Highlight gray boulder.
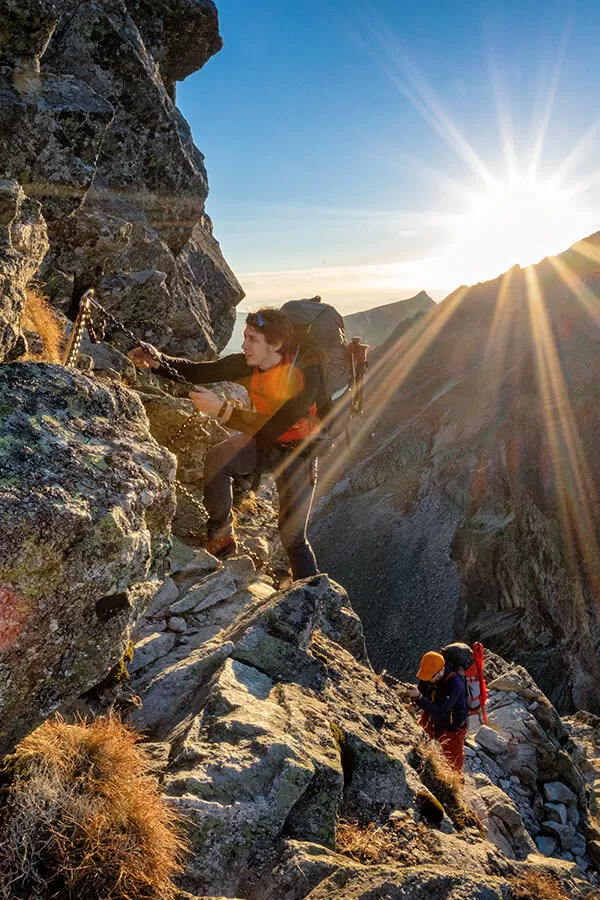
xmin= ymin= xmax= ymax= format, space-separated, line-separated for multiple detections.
xmin=303 ymin=866 xmax=508 ymax=899
xmin=544 ymin=781 xmax=578 ymax=806
xmin=474 ymin=725 xmax=510 ymax=756
xmin=0 ymin=0 xmax=60 ymax=70
xmin=0 ymin=67 xmax=114 ymax=221
xmin=0 ymin=362 xmax=175 ymax=754
xmin=43 ymin=0 xmax=205 ymax=246
xmin=471 ymin=783 xmax=537 ymax=860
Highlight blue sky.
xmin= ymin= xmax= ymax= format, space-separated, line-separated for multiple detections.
xmin=179 ymin=1 xmax=600 ymax=314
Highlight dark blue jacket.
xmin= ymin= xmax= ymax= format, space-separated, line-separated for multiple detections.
xmin=417 ymin=665 xmax=468 ymax=733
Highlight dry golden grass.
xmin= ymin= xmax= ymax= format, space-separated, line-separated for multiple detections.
xmin=21 ymin=289 xmax=65 ymax=362
xmin=509 ymin=871 xmax=573 ymax=900
xmin=412 ymin=739 xmax=479 ymax=830
xmin=336 ymin=819 xmax=397 ymax=863
xmin=0 ymin=715 xmax=188 ymax=900
xmin=235 ymin=492 xmax=259 ymax=516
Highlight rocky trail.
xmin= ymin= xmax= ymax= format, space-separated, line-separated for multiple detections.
xmin=76 ymin=541 xmax=600 ymax=899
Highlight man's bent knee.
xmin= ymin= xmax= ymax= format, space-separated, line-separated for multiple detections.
xmin=204 ymin=434 xmax=255 ymax=482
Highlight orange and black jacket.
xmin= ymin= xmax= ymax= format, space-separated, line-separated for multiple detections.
xmin=154 ymin=352 xmax=321 ymax=449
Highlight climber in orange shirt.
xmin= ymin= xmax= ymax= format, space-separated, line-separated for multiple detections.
xmin=129 ymin=308 xmax=321 ymax=580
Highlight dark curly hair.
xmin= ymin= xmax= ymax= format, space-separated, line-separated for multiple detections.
xmin=245 ymin=307 xmax=297 ymax=358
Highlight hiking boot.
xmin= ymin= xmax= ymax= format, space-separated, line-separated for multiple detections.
xmin=204 ymin=532 xmax=238 ymax=560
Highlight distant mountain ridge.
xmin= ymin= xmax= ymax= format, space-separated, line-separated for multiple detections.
xmin=343 ymin=290 xmax=435 ymax=347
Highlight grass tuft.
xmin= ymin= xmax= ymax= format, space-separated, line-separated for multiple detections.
xmin=0 ymin=715 xmax=188 ymax=900
xmin=411 ymin=739 xmax=479 ymax=830
xmin=336 ymin=819 xmax=397 ymax=863
xmin=508 ymin=871 xmax=574 ymax=900
xmin=21 ymin=289 xmax=66 ymax=362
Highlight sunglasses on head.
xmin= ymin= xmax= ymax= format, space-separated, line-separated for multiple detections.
xmin=255 ymin=313 xmax=264 ymax=327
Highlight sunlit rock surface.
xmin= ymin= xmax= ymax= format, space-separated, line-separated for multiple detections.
xmin=118 ymin=561 xmax=599 ymax=897
xmin=0 ymin=0 xmax=243 ymax=362
xmin=0 ymin=180 xmax=48 ymax=361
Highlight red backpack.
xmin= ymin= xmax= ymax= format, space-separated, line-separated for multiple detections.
xmin=465 ymin=642 xmax=487 ymax=723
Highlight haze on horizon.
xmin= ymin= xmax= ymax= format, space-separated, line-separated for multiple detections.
xmin=179 ymin=1 xmax=600 ymax=316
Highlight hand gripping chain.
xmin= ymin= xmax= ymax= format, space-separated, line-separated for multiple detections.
xmin=63 ymin=289 xmax=210 ymax=515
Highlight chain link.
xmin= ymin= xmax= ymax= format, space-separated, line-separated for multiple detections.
xmin=64 ymin=289 xmax=212 ymax=516
xmin=378 ymin=668 xmax=409 ymax=688
xmin=168 ymin=408 xmax=211 ymax=444
xmin=86 ymin=295 xmax=200 ymax=392
xmin=63 ymin=291 xmax=93 ymax=367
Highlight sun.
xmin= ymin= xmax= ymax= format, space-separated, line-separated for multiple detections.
xmin=450 ymin=175 xmax=590 ymax=284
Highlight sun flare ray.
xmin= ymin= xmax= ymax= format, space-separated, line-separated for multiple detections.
xmin=315 ymin=287 xmax=469 ymax=498
xmin=525 ymin=267 xmax=600 ymax=593
xmin=527 ymin=24 xmax=569 ymax=180
xmin=549 ymin=256 xmax=600 ymax=327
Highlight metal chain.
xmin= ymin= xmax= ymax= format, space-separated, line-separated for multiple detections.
xmin=172 ymin=478 xmax=206 ymax=513
xmin=64 ymin=289 xmax=211 ymax=516
xmin=168 ymin=408 xmax=211 ymax=444
xmin=63 ymin=291 xmax=93 ymax=367
xmin=87 ymin=295 xmax=200 ymax=392
xmin=378 ymin=668 xmax=408 ymax=687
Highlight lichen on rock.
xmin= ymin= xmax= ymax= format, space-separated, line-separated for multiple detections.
xmin=0 ymin=361 xmax=176 ymax=755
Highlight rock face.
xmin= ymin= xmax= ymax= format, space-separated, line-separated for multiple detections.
xmin=344 ymin=290 xmax=435 ymax=348
xmin=0 ymin=362 xmax=176 ymax=755
xmin=0 ymin=0 xmax=243 ymax=364
xmin=312 ymin=232 xmax=600 ymax=714
xmin=0 ymin=180 xmax=48 ymax=361
xmin=116 ymin=559 xmax=598 ymax=899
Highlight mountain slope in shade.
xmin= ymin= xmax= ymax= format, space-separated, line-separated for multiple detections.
xmin=343 ymin=290 xmax=435 ymax=347
xmin=311 ymin=232 xmax=600 ymax=714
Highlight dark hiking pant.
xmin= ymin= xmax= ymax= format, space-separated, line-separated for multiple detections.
xmin=203 ymin=432 xmax=318 ymax=580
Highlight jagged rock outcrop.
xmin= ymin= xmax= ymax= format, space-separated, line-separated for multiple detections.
xmin=113 ymin=554 xmax=599 ymax=898
xmin=0 ymin=180 xmax=48 ymax=361
xmin=126 ymin=0 xmax=223 ymax=88
xmin=312 ymin=232 xmax=600 ymax=714
xmin=0 ymin=0 xmax=243 ymax=365
xmin=0 ymin=362 xmax=176 ymax=755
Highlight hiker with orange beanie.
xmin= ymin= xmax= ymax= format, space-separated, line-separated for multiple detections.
xmin=407 ymin=651 xmax=469 ymax=772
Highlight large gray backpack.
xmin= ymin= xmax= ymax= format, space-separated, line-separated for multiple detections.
xmin=280 ymin=298 xmax=349 ymax=413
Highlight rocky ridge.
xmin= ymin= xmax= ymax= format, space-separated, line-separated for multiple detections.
xmin=0 ymin=0 xmax=243 ymax=365
xmin=78 ymin=545 xmax=600 ymax=899
xmin=343 ymin=290 xmax=435 ymax=348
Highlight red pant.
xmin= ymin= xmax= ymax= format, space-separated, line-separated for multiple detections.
xmin=420 ymin=714 xmax=467 ymax=772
